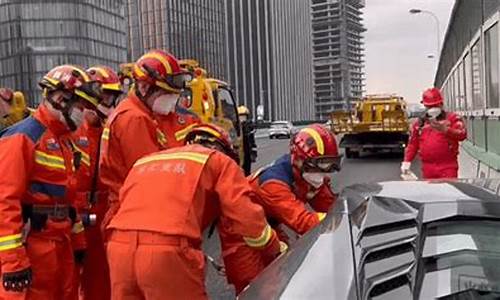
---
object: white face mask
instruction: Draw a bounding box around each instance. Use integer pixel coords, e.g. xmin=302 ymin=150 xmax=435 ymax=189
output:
xmin=69 ymin=107 xmax=85 ymax=128
xmin=152 ymin=94 xmax=178 ymax=115
xmin=427 ymin=107 xmax=442 ymax=119
xmin=302 ymin=172 xmax=328 ymax=189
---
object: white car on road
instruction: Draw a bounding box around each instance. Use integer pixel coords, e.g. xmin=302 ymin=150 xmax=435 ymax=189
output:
xmin=269 ymin=121 xmax=295 ymax=139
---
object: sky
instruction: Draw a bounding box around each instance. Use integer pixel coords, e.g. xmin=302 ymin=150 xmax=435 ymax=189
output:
xmin=364 ymin=0 xmax=455 ymax=104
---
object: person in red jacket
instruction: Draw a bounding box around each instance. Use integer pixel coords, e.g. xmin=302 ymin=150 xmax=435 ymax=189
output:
xmin=402 ymin=87 xmax=467 ymax=179
xmin=99 ymin=49 xmax=192 ymax=238
xmin=0 ymin=65 xmax=103 ymax=299
xmin=71 ymin=65 xmax=123 ymax=300
xmin=106 ymin=124 xmax=283 ymax=300
xmin=220 ymin=124 xmax=340 ymax=293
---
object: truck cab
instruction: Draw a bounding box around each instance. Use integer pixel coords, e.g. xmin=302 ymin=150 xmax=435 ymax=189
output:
xmin=178 ymin=60 xmax=245 ymax=165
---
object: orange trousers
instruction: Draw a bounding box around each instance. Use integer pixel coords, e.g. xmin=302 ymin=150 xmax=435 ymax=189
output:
xmin=80 ymin=225 xmax=110 ymax=300
xmin=107 ymin=230 xmax=207 ymax=300
xmin=72 ymin=201 xmax=111 ymax=300
xmin=0 ymin=220 xmax=76 ymax=300
xmin=71 ymin=225 xmax=110 ymax=300
xmin=220 ymin=226 xmax=288 ymax=294
xmin=223 ymin=245 xmax=266 ymax=294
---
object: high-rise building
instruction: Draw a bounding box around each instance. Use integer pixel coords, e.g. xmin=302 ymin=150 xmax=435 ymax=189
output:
xmin=126 ymin=0 xmax=227 ymax=80
xmin=311 ymin=0 xmax=365 ymax=120
xmin=0 ymin=0 xmax=127 ymax=106
xmin=226 ymin=0 xmax=315 ymax=122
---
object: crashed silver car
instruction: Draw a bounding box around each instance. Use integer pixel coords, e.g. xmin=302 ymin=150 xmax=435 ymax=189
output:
xmin=239 ymin=179 xmax=500 ymax=299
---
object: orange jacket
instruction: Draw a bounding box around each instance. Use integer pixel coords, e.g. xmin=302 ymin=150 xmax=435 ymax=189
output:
xmin=0 ymin=105 xmax=86 ymax=273
xmin=250 ymin=154 xmax=335 ymax=234
xmin=71 ymin=121 xmax=103 ymax=210
xmin=71 ymin=120 xmax=110 ymax=227
xmin=108 ymin=144 xmax=280 ymax=254
xmin=67 ymin=120 xmax=104 ymax=251
xmin=154 ymin=107 xmax=200 ymax=148
xmin=99 ymin=94 xmax=166 ymax=216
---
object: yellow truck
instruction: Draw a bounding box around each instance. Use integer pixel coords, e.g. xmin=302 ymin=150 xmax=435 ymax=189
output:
xmin=178 ymin=60 xmax=239 ymax=132
xmin=330 ymin=94 xmax=410 ymax=158
xmin=176 ymin=60 xmax=246 ymax=165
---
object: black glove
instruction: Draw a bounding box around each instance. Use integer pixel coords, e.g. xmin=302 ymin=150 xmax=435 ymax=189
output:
xmin=2 ymin=268 xmax=32 ymax=292
xmin=74 ymin=250 xmax=86 ymax=264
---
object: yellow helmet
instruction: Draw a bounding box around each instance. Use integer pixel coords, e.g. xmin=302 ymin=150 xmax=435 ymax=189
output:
xmin=11 ymin=92 xmax=28 ymax=122
xmin=0 ymin=88 xmax=29 ymax=128
xmin=238 ymin=105 xmax=250 ymax=116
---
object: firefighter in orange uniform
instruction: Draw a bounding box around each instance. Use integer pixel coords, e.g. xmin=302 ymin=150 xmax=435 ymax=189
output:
xmin=155 ymin=107 xmax=200 ymax=149
xmin=106 ymin=124 xmax=284 ymax=300
xmin=402 ymin=87 xmax=467 ymax=179
xmin=220 ymin=124 xmax=341 ymax=293
xmin=99 ymin=49 xmax=191 ymax=237
xmin=0 ymin=65 xmax=103 ymax=299
xmin=71 ymin=66 xmax=123 ymax=300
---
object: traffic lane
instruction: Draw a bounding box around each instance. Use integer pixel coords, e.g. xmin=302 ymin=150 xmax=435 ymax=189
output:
xmin=252 ymin=136 xmax=290 ymax=170
xmin=252 ymin=137 xmax=421 ymax=189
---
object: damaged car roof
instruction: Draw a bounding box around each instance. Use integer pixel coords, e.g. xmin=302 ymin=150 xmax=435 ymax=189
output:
xmin=239 ymin=179 xmax=500 ymax=300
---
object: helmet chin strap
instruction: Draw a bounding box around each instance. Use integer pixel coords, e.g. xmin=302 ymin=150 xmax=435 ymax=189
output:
xmin=135 ymin=84 xmax=158 ymax=110
xmin=62 ymin=107 xmax=78 ymax=131
xmin=46 ymin=92 xmax=78 ymax=131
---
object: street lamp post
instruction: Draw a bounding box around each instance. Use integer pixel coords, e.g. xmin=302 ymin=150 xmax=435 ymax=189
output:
xmin=409 ymin=8 xmax=441 ymax=58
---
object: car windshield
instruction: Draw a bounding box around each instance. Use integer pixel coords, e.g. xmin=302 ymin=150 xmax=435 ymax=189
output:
xmin=419 ymin=220 xmax=500 ymax=298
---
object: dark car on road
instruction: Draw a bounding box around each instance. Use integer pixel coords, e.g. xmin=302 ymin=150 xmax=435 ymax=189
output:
xmin=239 ymin=179 xmax=500 ymax=299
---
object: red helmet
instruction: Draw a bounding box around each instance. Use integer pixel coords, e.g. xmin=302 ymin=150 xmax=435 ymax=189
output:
xmin=86 ymin=66 xmax=122 ymax=93
xmin=133 ymin=50 xmax=187 ymax=93
xmin=0 ymin=88 xmax=13 ymax=103
xmin=39 ymin=65 xmax=100 ymax=109
xmin=421 ymin=87 xmax=444 ymax=107
xmin=291 ymin=124 xmax=341 ymax=172
xmin=185 ymin=123 xmax=239 ymax=162
xmin=87 ymin=66 xmax=122 ymax=117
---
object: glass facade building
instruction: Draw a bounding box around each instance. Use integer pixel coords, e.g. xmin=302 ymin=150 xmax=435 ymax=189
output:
xmin=0 ymin=0 xmax=127 ymax=106
xmin=126 ymin=0 xmax=227 ymax=80
xmin=311 ymin=0 xmax=365 ymax=119
xmin=227 ymin=0 xmax=315 ymax=122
